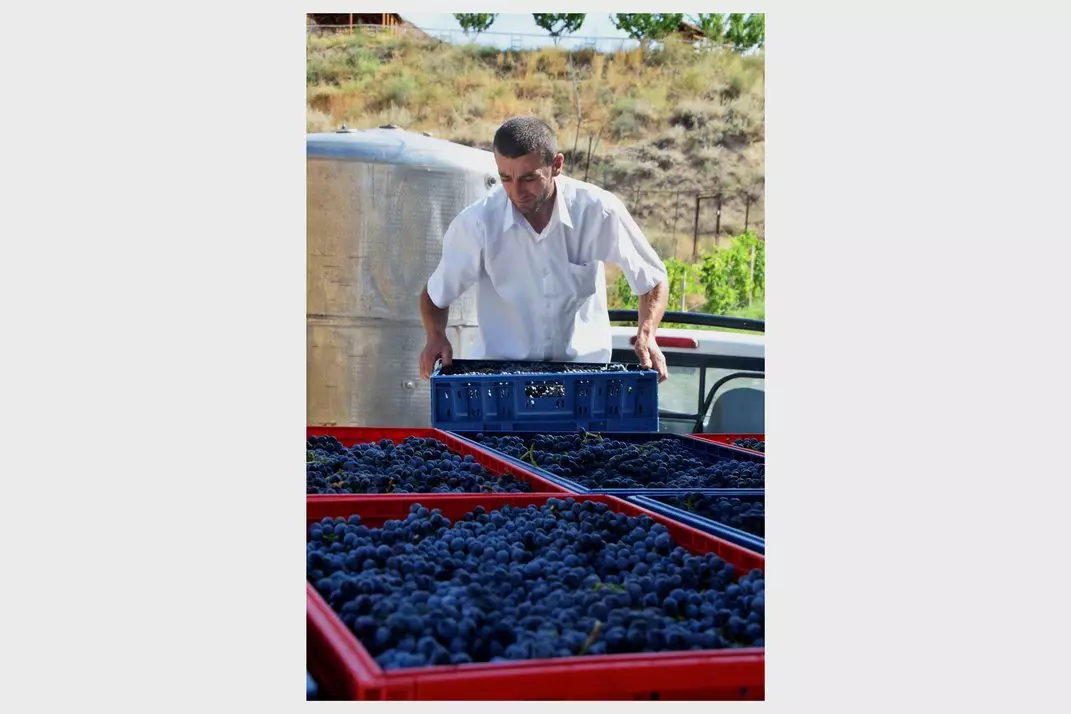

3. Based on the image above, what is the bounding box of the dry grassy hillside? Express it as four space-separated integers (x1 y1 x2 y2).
308 32 763 242
306 30 765 317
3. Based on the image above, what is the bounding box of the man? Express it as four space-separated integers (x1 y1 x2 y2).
419 116 670 382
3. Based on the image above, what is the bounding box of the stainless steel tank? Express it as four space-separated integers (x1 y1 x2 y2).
307 126 497 427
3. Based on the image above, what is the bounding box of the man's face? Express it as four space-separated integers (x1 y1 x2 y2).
494 150 563 217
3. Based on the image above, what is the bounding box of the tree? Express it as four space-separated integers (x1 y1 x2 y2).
725 13 764 52
454 13 497 39
610 13 684 48
614 273 639 310
615 258 699 312
690 13 726 44
744 13 765 50
686 13 762 52
698 231 765 314
663 258 701 311
533 14 586 45
725 14 747 50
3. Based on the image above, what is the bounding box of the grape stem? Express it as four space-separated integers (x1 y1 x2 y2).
578 620 603 655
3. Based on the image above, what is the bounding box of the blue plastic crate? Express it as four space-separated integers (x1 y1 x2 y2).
449 431 765 494
430 360 659 433
629 494 765 554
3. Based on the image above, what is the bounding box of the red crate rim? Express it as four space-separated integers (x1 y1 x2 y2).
687 433 765 455
307 580 763 681
306 493 764 697
305 426 572 495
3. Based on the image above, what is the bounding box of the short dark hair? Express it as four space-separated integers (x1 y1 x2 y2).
493 116 558 164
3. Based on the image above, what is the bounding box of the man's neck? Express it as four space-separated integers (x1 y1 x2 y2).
523 180 557 235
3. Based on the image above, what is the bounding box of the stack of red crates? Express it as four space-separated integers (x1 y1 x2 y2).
306 426 765 700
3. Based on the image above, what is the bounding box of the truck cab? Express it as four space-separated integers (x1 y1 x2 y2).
609 311 765 436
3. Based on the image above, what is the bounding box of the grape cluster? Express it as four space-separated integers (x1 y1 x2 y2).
526 382 566 399
307 436 534 494
732 438 765 453
661 494 765 539
469 433 765 490
438 361 633 376
307 498 764 670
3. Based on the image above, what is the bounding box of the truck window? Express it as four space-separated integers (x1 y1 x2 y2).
659 365 705 414
699 368 765 433
658 365 707 435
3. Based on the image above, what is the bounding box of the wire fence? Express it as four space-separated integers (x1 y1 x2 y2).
587 178 764 261
307 22 647 54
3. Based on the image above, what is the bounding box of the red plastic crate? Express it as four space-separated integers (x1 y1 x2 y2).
306 493 765 701
688 433 765 455
306 426 572 495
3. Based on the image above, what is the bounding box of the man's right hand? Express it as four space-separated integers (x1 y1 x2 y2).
419 333 454 380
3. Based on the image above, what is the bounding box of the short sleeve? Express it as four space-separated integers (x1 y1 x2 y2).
597 193 668 295
426 209 484 309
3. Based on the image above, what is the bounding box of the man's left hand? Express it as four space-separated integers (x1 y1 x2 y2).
634 334 668 383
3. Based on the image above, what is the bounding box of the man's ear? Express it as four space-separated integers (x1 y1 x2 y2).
551 152 565 176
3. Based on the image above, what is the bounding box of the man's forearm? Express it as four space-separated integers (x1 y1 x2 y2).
420 286 450 338
638 279 668 339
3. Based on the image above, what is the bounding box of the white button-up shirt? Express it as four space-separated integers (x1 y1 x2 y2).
427 175 667 363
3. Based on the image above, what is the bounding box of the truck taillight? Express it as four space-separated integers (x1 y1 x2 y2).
630 336 699 349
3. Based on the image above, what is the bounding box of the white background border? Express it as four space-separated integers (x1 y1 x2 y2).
3 1 1070 710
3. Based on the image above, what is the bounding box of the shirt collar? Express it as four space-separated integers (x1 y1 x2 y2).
555 178 575 229
500 178 575 235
